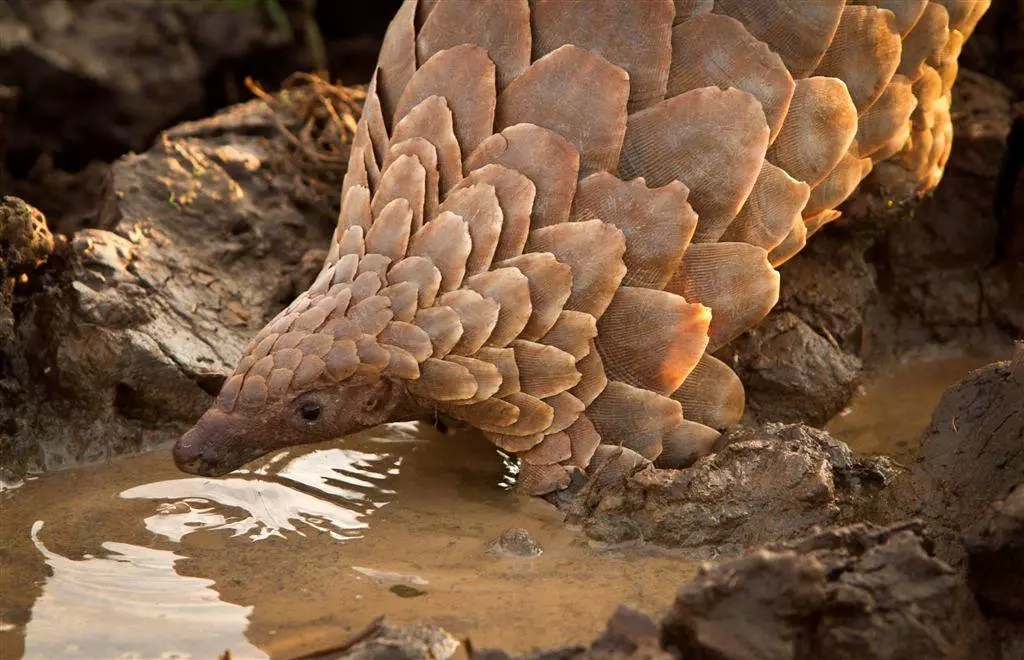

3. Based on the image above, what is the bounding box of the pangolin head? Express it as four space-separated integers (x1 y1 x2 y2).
173 242 430 477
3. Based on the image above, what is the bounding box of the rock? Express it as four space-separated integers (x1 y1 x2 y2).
0 83 356 475
917 351 1024 534
723 313 862 427
564 424 895 552
487 528 544 558
964 484 1024 619
340 622 460 660
661 522 995 660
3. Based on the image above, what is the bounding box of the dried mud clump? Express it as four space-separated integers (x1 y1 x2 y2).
661 522 994 660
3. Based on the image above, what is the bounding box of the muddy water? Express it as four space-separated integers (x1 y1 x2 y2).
0 423 696 660
826 348 1011 461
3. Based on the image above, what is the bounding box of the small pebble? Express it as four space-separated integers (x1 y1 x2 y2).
486 528 543 557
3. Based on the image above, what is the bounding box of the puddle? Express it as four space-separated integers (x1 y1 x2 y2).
826 348 1010 461
0 422 696 659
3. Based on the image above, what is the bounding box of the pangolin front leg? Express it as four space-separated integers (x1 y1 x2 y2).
173 0 988 495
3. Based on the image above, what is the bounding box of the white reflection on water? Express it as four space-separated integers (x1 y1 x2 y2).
24 521 267 660
120 448 402 543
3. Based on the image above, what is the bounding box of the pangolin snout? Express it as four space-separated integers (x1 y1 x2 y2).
173 410 255 477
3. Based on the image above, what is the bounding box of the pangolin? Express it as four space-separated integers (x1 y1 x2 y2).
173 0 990 494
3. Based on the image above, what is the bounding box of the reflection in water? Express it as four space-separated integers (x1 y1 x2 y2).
24 521 267 660
121 448 401 543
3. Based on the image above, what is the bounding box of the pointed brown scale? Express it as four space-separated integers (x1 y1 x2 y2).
511 340 580 399
669 242 780 351
805 153 874 216
850 75 917 158
347 296 393 336
394 44 496 157
768 215 808 267
897 1 950 82
341 146 370 207
487 430 543 453
526 220 626 319
936 31 963 95
671 353 744 429
850 0 927 36
332 254 359 285
464 268 532 347
450 164 535 262
383 138 438 229
542 391 585 435
408 211 471 293
356 336 391 371
805 209 842 237
378 321 433 362
712 0 845 78
437 289 500 356
444 355 502 404
297 333 333 359
251 334 279 361
267 313 295 336
496 253 572 341
496 45 629 175
933 0 986 37
515 462 571 496
519 431 572 466
357 254 392 285
349 364 385 387
492 392 554 436
415 0 437 30
667 13 795 143
323 318 360 342
870 119 913 163
366 198 413 262
588 381 682 460
340 185 373 232
408 357 478 402
272 348 303 372
324 340 359 381
911 66 943 130
674 0 713 24
234 355 257 376
571 173 695 289
308 264 337 298
448 397 520 431
531 0 673 112
339 226 366 259
539 312 597 362
349 272 382 305
362 83 390 172
328 288 353 319
813 5 903 113
388 256 442 308
417 0 530 91
721 161 810 252
293 355 327 390
350 122 380 195
766 77 858 187
586 445 648 491
272 331 306 352
465 123 579 228
238 374 269 409
391 96 462 198
248 356 274 380
266 369 293 399
655 421 721 469
375 0 416 125
384 346 421 380
414 306 464 358
474 347 520 398
437 183 502 276
291 305 329 333
379 281 418 323
597 287 711 396
370 160 422 244
619 87 770 242
564 415 601 469
570 340 608 406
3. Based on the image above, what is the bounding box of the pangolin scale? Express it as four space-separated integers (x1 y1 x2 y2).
173 0 990 494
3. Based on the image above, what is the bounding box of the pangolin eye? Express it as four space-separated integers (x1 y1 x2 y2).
299 402 322 422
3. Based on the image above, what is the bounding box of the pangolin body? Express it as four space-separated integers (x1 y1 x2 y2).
173 0 990 494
